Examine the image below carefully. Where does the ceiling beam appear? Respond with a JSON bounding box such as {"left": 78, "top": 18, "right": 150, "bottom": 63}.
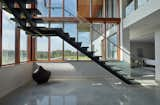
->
{"left": 85, "top": 18, "right": 121, "bottom": 23}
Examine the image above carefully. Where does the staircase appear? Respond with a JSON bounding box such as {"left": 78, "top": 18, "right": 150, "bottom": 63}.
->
{"left": 2, "top": 0, "right": 138, "bottom": 84}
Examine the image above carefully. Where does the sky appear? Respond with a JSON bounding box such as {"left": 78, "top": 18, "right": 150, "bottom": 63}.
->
{"left": 2, "top": 0, "right": 90, "bottom": 52}
{"left": 37, "top": 0, "right": 90, "bottom": 51}
{"left": 2, "top": 10, "right": 15, "bottom": 50}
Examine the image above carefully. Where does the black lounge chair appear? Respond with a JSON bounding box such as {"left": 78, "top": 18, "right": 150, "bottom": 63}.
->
{"left": 32, "top": 66, "right": 51, "bottom": 84}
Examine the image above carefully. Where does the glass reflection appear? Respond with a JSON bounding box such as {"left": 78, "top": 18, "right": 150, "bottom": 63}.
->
{"left": 107, "top": 34, "right": 117, "bottom": 60}
{"left": 25, "top": 96, "right": 77, "bottom": 105}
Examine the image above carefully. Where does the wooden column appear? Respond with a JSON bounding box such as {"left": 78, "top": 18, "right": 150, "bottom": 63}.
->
{"left": 76, "top": 24, "right": 78, "bottom": 61}
{"left": 62, "top": 0, "right": 65, "bottom": 61}
{"left": 117, "top": 0, "right": 121, "bottom": 60}
{"left": 103, "top": 0, "right": 106, "bottom": 60}
{"left": 27, "top": 35, "right": 32, "bottom": 61}
{"left": 30, "top": 2, "right": 37, "bottom": 61}
{"left": 103, "top": 23, "right": 106, "bottom": 60}
{"left": 48, "top": 0, "right": 51, "bottom": 61}
{"left": 48, "top": 37, "right": 51, "bottom": 61}
{"left": 90, "top": 24, "right": 93, "bottom": 51}
{"left": 31, "top": 37, "right": 36, "bottom": 61}
{"left": 0, "top": 2, "right": 2, "bottom": 66}
{"left": 117, "top": 24, "right": 121, "bottom": 61}
{"left": 15, "top": 25, "right": 20, "bottom": 64}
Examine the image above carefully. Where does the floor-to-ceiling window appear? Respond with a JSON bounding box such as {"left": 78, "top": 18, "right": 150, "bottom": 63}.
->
{"left": 78, "top": 23, "right": 90, "bottom": 60}
{"left": 50, "top": 23, "right": 63, "bottom": 61}
{"left": 64, "top": 23, "right": 77, "bottom": 60}
{"left": 51, "top": 0, "right": 63, "bottom": 17}
{"left": 37, "top": 0, "right": 49, "bottom": 17}
{"left": 2, "top": 10, "right": 15, "bottom": 65}
{"left": 36, "top": 37, "right": 48, "bottom": 60}
{"left": 92, "top": 23, "right": 105, "bottom": 58}
{"left": 64, "top": 0, "right": 77, "bottom": 17}
{"left": 91, "top": 0, "right": 104, "bottom": 17}
{"left": 107, "top": 34, "right": 117, "bottom": 59}
{"left": 106, "top": 0, "right": 118, "bottom": 18}
{"left": 20, "top": 30, "right": 28, "bottom": 62}
{"left": 78, "top": 0, "right": 90, "bottom": 17}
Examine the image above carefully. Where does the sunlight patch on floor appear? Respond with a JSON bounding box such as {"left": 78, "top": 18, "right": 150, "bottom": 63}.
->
{"left": 135, "top": 80, "right": 159, "bottom": 86}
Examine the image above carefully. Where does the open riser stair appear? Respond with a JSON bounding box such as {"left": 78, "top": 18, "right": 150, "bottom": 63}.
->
{"left": 2, "top": 0, "right": 139, "bottom": 85}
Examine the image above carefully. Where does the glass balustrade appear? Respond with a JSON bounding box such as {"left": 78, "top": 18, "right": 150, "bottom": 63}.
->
{"left": 126, "top": 0, "right": 135, "bottom": 17}
{"left": 125, "top": 0, "right": 149, "bottom": 17}
{"left": 137, "top": 0, "right": 149, "bottom": 8}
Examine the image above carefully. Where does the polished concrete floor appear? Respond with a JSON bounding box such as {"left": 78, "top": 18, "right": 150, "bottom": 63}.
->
{"left": 0, "top": 78, "right": 160, "bottom": 105}
{"left": 106, "top": 61, "right": 155, "bottom": 80}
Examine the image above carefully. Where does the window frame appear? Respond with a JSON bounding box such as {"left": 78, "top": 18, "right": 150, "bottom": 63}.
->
{"left": 1, "top": 10, "right": 16, "bottom": 66}
{"left": 36, "top": 36, "right": 49, "bottom": 61}
{"left": 20, "top": 29, "right": 28, "bottom": 63}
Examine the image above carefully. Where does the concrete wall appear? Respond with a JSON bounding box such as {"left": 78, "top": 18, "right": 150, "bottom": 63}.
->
{"left": 155, "top": 32, "right": 160, "bottom": 80}
{"left": 92, "top": 36, "right": 103, "bottom": 56}
{"left": 36, "top": 61, "right": 114, "bottom": 80}
{"left": 123, "top": 0, "right": 160, "bottom": 28}
{"left": 0, "top": 63, "right": 33, "bottom": 98}
{"left": 130, "top": 41, "right": 155, "bottom": 59}
{"left": 121, "top": 29, "right": 131, "bottom": 63}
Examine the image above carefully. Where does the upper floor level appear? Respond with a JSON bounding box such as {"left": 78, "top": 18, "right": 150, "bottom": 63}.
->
{"left": 123, "top": 0, "right": 160, "bottom": 28}
{"left": 36, "top": 0, "right": 120, "bottom": 18}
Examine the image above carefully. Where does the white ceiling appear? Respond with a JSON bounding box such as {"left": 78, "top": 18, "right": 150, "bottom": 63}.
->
{"left": 128, "top": 10, "right": 160, "bottom": 43}
{"left": 130, "top": 33, "right": 154, "bottom": 43}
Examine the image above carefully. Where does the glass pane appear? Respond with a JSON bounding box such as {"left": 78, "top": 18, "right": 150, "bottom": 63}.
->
{"left": 37, "top": 23, "right": 49, "bottom": 28}
{"left": 37, "top": 0, "right": 49, "bottom": 17}
{"left": 106, "top": 0, "right": 118, "bottom": 18}
{"left": 64, "top": 42, "right": 77, "bottom": 60}
{"left": 78, "top": 0, "right": 90, "bottom": 17}
{"left": 92, "top": 23, "right": 104, "bottom": 56}
{"left": 92, "top": 0, "right": 104, "bottom": 17}
{"left": 50, "top": 37, "right": 63, "bottom": 60}
{"left": 50, "top": 23, "right": 63, "bottom": 61}
{"left": 126, "top": 0, "right": 135, "bottom": 17}
{"left": 78, "top": 23, "right": 90, "bottom": 60}
{"left": 64, "top": 0, "right": 77, "bottom": 17}
{"left": 107, "top": 34, "right": 117, "bottom": 59}
{"left": 51, "top": 0, "right": 63, "bottom": 17}
{"left": 64, "top": 23, "right": 77, "bottom": 37}
{"left": 2, "top": 10, "right": 15, "bottom": 65}
{"left": 64, "top": 23, "right": 77, "bottom": 60}
{"left": 137, "top": 0, "right": 149, "bottom": 8}
{"left": 20, "top": 30, "right": 28, "bottom": 62}
{"left": 36, "top": 37, "right": 48, "bottom": 60}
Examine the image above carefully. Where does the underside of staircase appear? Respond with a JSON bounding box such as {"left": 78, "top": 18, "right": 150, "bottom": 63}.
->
{"left": 2, "top": 0, "right": 138, "bottom": 85}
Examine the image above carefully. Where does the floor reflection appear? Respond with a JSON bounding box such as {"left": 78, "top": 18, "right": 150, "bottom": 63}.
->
{"left": 0, "top": 79, "right": 160, "bottom": 105}
{"left": 25, "top": 96, "right": 77, "bottom": 105}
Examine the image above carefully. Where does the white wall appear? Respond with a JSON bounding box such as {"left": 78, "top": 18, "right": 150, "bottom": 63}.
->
{"left": 123, "top": 0, "right": 160, "bottom": 28}
{"left": 92, "top": 36, "right": 103, "bottom": 56}
{"left": 130, "top": 41, "right": 155, "bottom": 59}
{"left": 121, "top": 29, "right": 131, "bottom": 63}
{"left": 36, "top": 62, "right": 115, "bottom": 80}
{"left": 155, "top": 32, "right": 160, "bottom": 80}
{"left": 0, "top": 63, "right": 33, "bottom": 98}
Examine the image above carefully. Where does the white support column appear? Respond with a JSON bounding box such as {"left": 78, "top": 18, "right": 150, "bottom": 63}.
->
{"left": 120, "top": 0, "right": 131, "bottom": 63}
{"left": 122, "top": 29, "right": 130, "bottom": 63}
{"left": 155, "top": 31, "right": 160, "bottom": 81}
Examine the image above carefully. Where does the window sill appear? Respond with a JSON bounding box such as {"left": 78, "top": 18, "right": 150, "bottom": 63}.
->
{"left": 1, "top": 61, "right": 30, "bottom": 68}
{"left": 31, "top": 60, "right": 92, "bottom": 63}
